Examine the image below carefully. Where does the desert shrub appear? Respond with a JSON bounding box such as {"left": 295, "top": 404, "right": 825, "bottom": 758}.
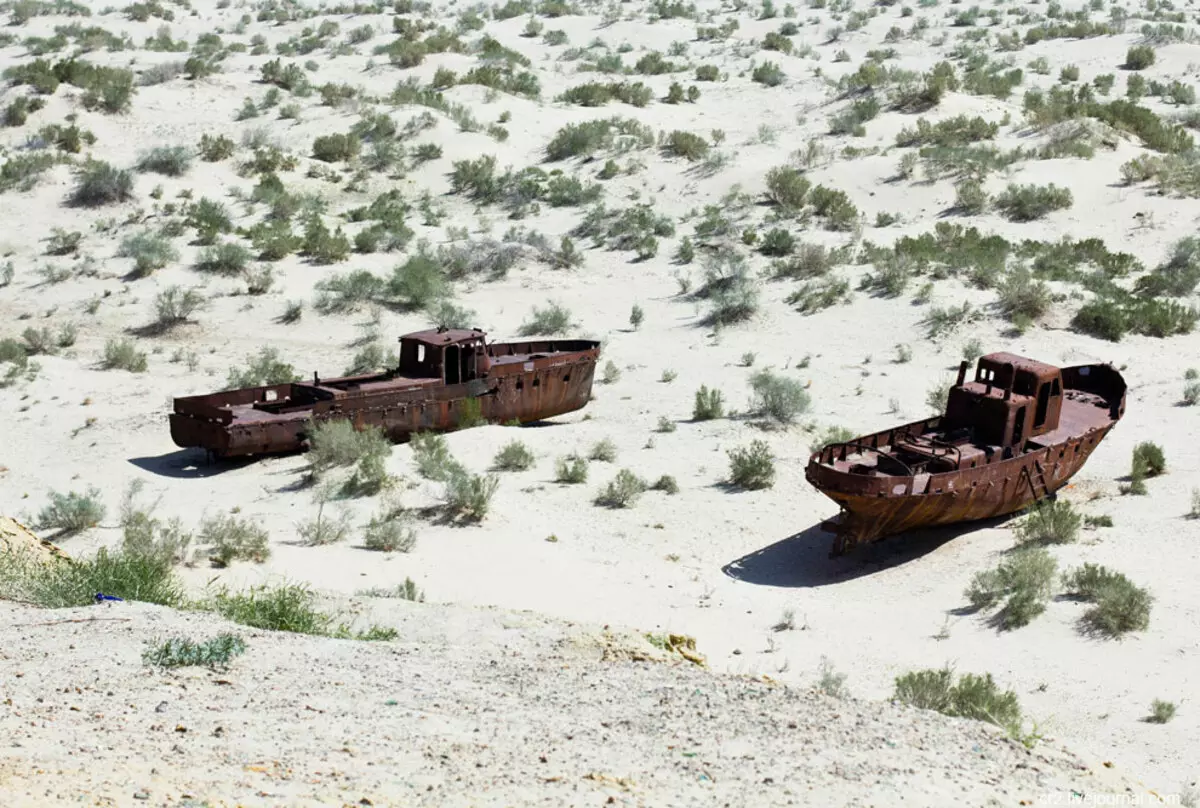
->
{"left": 964, "top": 547, "right": 1056, "bottom": 630}
{"left": 119, "top": 229, "right": 178, "bottom": 276}
{"left": 184, "top": 197, "right": 231, "bottom": 244}
{"left": 101, "top": 338, "right": 147, "bottom": 372}
{"left": 200, "top": 513, "right": 270, "bottom": 567}
{"left": 993, "top": 183, "right": 1073, "bottom": 221}
{"left": 1014, "top": 499, "right": 1081, "bottom": 546}
{"left": 36, "top": 486, "right": 106, "bottom": 535}
{"left": 651, "top": 474, "right": 679, "bottom": 494}
{"left": 0, "top": 546, "right": 182, "bottom": 608}
{"left": 1131, "top": 441, "right": 1166, "bottom": 479}
{"left": 143, "top": 634, "right": 246, "bottom": 668}
{"left": 1061, "top": 563, "right": 1152, "bottom": 637}
{"left": 411, "top": 432, "right": 463, "bottom": 481}
{"left": 298, "top": 503, "right": 353, "bottom": 546}
{"left": 312, "top": 132, "right": 360, "bottom": 162}
{"left": 386, "top": 253, "right": 449, "bottom": 310}
{"left": 196, "top": 242, "right": 252, "bottom": 275}
{"left": 693, "top": 385, "right": 724, "bottom": 420}
{"left": 695, "top": 250, "right": 760, "bottom": 325}
{"left": 996, "top": 267, "right": 1051, "bottom": 322}
{"left": 749, "top": 368, "right": 810, "bottom": 425}
{"left": 588, "top": 438, "right": 618, "bottom": 462}
{"left": 893, "top": 667, "right": 1022, "bottom": 733}
{"left": 362, "top": 501, "right": 417, "bottom": 553}
{"left": 198, "top": 133, "right": 235, "bottom": 161}
{"left": 764, "top": 165, "right": 810, "bottom": 211}
{"left": 307, "top": 419, "right": 390, "bottom": 480}
{"left": 442, "top": 469, "right": 500, "bottom": 522}
{"left": 226, "top": 347, "right": 297, "bottom": 388}
{"left": 493, "top": 440, "right": 535, "bottom": 471}
{"left": 727, "top": 439, "right": 775, "bottom": 490}
{"left": 555, "top": 453, "right": 588, "bottom": 483}
{"left": 1147, "top": 700, "right": 1176, "bottom": 724}
{"left": 136, "top": 145, "right": 191, "bottom": 176}
{"left": 544, "top": 116, "right": 655, "bottom": 161}
{"left": 69, "top": 160, "right": 134, "bottom": 207}
{"left": 695, "top": 64, "right": 719, "bottom": 81}
{"left": 662, "top": 130, "right": 709, "bottom": 161}
{"left": 953, "top": 179, "right": 989, "bottom": 215}
{"left": 1124, "top": 45, "right": 1155, "bottom": 70}
{"left": 594, "top": 468, "right": 648, "bottom": 508}
{"left": 518, "top": 300, "right": 573, "bottom": 336}
{"left": 752, "top": 61, "right": 785, "bottom": 86}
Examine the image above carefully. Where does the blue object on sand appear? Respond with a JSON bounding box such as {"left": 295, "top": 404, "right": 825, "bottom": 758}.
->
{"left": 94, "top": 593, "right": 124, "bottom": 603}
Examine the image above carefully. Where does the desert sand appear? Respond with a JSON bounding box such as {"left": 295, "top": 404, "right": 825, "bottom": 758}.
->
{"left": 1, "top": 0, "right": 1199, "bottom": 804}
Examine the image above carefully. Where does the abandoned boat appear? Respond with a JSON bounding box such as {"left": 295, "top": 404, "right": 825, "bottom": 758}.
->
{"left": 170, "top": 328, "right": 601, "bottom": 459}
{"left": 806, "top": 353, "right": 1126, "bottom": 556}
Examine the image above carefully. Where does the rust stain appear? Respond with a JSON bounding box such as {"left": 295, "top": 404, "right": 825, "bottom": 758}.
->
{"left": 806, "top": 354, "right": 1126, "bottom": 557}
{"left": 170, "top": 328, "right": 601, "bottom": 459}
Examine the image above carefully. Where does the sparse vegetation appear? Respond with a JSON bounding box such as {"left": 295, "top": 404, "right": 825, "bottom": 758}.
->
{"left": 143, "top": 634, "right": 246, "bottom": 669}
{"left": 727, "top": 440, "right": 775, "bottom": 490}
{"left": 200, "top": 512, "right": 270, "bottom": 567}
{"left": 36, "top": 486, "right": 106, "bottom": 536}
{"left": 894, "top": 667, "right": 1023, "bottom": 737}
{"left": 748, "top": 368, "right": 810, "bottom": 425}
{"left": 964, "top": 547, "right": 1056, "bottom": 630}
{"left": 1061, "top": 563, "right": 1152, "bottom": 638}
{"left": 493, "top": 440, "right": 535, "bottom": 471}
{"left": 1014, "top": 499, "right": 1081, "bottom": 546}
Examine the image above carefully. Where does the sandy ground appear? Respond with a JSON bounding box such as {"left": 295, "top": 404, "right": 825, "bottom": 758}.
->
{"left": 1, "top": 0, "right": 1199, "bottom": 802}
{"left": 0, "top": 599, "right": 1159, "bottom": 807}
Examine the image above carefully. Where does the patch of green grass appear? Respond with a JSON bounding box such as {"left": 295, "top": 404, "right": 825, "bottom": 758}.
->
{"left": 210, "top": 582, "right": 394, "bottom": 639}
{"left": 143, "top": 634, "right": 246, "bottom": 668}
{"left": 0, "top": 546, "right": 183, "bottom": 608}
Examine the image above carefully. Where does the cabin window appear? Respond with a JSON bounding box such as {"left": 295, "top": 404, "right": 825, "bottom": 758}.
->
{"left": 563, "top": 374, "right": 570, "bottom": 383}
{"left": 1034, "top": 382, "right": 1051, "bottom": 428}
{"left": 445, "top": 345, "right": 461, "bottom": 385}
{"left": 1012, "top": 406, "right": 1026, "bottom": 445}
{"left": 264, "top": 390, "right": 277, "bottom": 402}
{"left": 417, "top": 344, "right": 425, "bottom": 363}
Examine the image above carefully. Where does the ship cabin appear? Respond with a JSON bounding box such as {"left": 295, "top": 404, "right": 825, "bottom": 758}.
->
{"left": 396, "top": 328, "right": 490, "bottom": 385}
{"left": 943, "top": 352, "right": 1064, "bottom": 454}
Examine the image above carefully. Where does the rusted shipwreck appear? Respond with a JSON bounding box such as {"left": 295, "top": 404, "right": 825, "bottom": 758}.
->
{"left": 170, "top": 328, "right": 601, "bottom": 459}
{"left": 807, "top": 353, "right": 1126, "bottom": 556}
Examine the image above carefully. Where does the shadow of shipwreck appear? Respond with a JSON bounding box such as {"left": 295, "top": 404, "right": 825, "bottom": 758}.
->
{"left": 127, "top": 449, "right": 257, "bottom": 479}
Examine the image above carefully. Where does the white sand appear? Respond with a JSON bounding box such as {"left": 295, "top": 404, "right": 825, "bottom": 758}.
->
{"left": 1, "top": 0, "right": 1198, "bottom": 802}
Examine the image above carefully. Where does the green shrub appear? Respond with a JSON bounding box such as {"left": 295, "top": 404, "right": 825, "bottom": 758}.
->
{"left": 1014, "top": 499, "right": 1081, "bottom": 546}
{"left": 893, "top": 667, "right": 1022, "bottom": 733}
{"left": 588, "top": 438, "right": 618, "bottom": 462}
{"left": 964, "top": 547, "right": 1056, "bottom": 630}
{"left": 953, "top": 179, "right": 989, "bottom": 215}
{"left": 312, "top": 132, "right": 360, "bottom": 162}
{"left": 200, "top": 512, "right": 270, "bottom": 567}
{"left": 594, "top": 468, "right": 648, "bottom": 508}
{"left": 1061, "top": 563, "right": 1152, "bottom": 637}
{"left": 136, "top": 145, "right": 191, "bottom": 176}
{"left": 196, "top": 241, "right": 252, "bottom": 275}
{"left": 411, "top": 432, "right": 463, "bottom": 481}
{"left": 226, "top": 347, "right": 297, "bottom": 388}
{"left": 185, "top": 197, "right": 232, "bottom": 244}
{"left": 993, "top": 183, "right": 1073, "bottom": 221}
{"left": 119, "top": 229, "right": 178, "bottom": 276}
{"left": 443, "top": 469, "right": 499, "bottom": 522}
{"left": 662, "top": 130, "right": 709, "bottom": 160}
{"left": 69, "top": 160, "right": 134, "bottom": 207}
{"left": 298, "top": 502, "right": 353, "bottom": 546}
{"left": 362, "top": 502, "right": 417, "bottom": 552}
{"left": 752, "top": 61, "right": 785, "bottom": 86}
{"left": 198, "top": 133, "right": 235, "bottom": 161}
{"left": 695, "top": 64, "right": 719, "bottom": 81}
{"left": 749, "top": 368, "right": 810, "bottom": 424}
{"left": 143, "top": 634, "right": 246, "bottom": 668}
{"left": 1123, "top": 45, "right": 1155, "bottom": 71}
{"left": 693, "top": 385, "right": 724, "bottom": 420}
{"left": 36, "top": 486, "right": 106, "bottom": 536}
{"left": 1146, "top": 699, "right": 1176, "bottom": 724}
{"left": 727, "top": 439, "right": 775, "bottom": 489}
{"left": 555, "top": 453, "right": 588, "bottom": 483}
{"left": 101, "top": 338, "right": 147, "bottom": 372}
{"left": 518, "top": 300, "right": 573, "bottom": 336}
{"left": 493, "top": 440, "right": 535, "bottom": 471}
{"left": 1131, "top": 441, "right": 1166, "bottom": 479}
{"left": 210, "top": 584, "right": 333, "bottom": 635}
{"left": 306, "top": 419, "right": 390, "bottom": 477}
{"left": 764, "top": 165, "right": 810, "bottom": 211}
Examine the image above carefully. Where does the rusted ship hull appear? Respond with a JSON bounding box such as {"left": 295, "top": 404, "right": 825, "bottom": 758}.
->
{"left": 806, "top": 360, "right": 1126, "bottom": 556}
{"left": 170, "top": 335, "right": 600, "bottom": 459}
{"left": 809, "top": 421, "right": 1116, "bottom": 554}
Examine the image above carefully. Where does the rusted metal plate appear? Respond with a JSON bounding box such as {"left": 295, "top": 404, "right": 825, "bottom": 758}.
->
{"left": 169, "top": 330, "right": 601, "bottom": 459}
{"left": 806, "top": 354, "right": 1126, "bottom": 557}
